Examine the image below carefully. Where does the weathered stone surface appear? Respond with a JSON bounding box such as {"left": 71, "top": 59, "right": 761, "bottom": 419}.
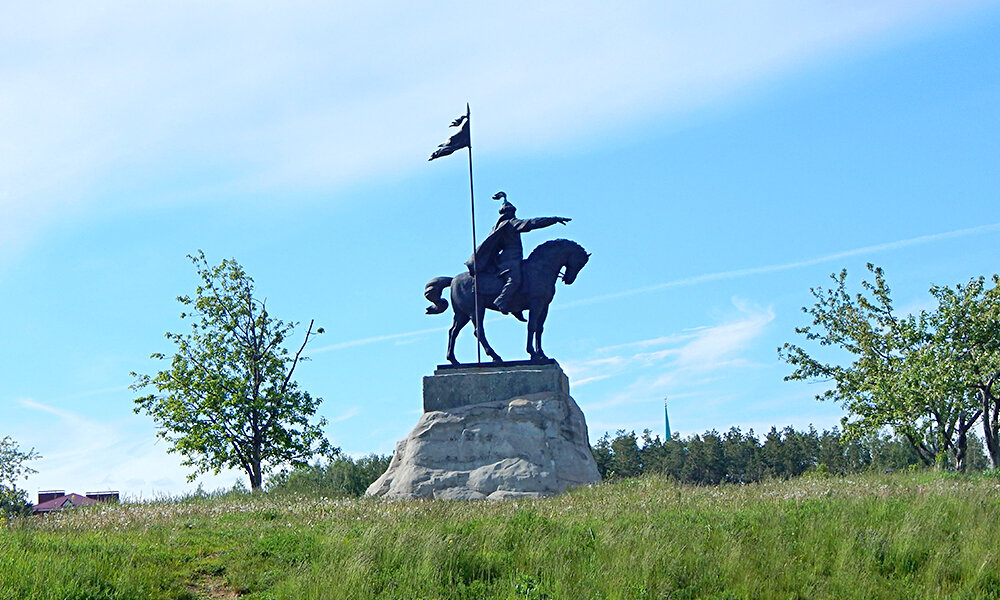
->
{"left": 423, "top": 362, "right": 569, "bottom": 412}
{"left": 366, "top": 389, "right": 601, "bottom": 500}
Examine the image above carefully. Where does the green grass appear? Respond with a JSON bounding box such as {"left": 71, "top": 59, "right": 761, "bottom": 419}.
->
{"left": 3, "top": 472, "right": 1000, "bottom": 599}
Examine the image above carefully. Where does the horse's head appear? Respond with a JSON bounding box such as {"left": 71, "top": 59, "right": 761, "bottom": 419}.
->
{"left": 527, "top": 239, "right": 591, "bottom": 285}
{"left": 561, "top": 245, "right": 590, "bottom": 285}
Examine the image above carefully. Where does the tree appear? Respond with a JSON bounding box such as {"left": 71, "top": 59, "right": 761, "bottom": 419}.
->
{"left": 816, "top": 427, "right": 848, "bottom": 474}
{"left": 721, "top": 427, "right": 761, "bottom": 483}
{"left": 591, "top": 433, "right": 613, "bottom": 478}
{"left": 1, "top": 436, "right": 40, "bottom": 518}
{"left": 610, "top": 430, "right": 642, "bottom": 478}
{"left": 760, "top": 427, "right": 787, "bottom": 477}
{"left": 779, "top": 264, "right": 980, "bottom": 470}
{"left": 683, "top": 431, "right": 725, "bottom": 484}
{"left": 637, "top": 429, "right": 667, "bottom": 474}
{"left": 927, "top": 276, "right": 1000, "bottom": 468}
{"left": 642, "top": 431, "right": 687, "bottom": 479}
{"left": 266, "top": 454, "right": 392, "bottom": 497}
{"left": 131, "top": 251, "right": 333, "bottom": 490}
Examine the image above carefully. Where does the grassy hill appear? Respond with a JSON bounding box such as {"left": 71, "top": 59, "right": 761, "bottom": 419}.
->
{"left": 2, "top": 472, "right": 1000, "bottom": 599}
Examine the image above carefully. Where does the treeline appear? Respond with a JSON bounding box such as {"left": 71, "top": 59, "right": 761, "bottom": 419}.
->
{"left": 262, "top": 425, "right": 996, "bottom": 497}
{"left": 266, "top": 454, "right": 392, "bottom": 497}
{"left": 592, "top": 426, "right": 990, "bottom": 484}
{"left": 265, "top": 424, "right": 994, "bottom": 497}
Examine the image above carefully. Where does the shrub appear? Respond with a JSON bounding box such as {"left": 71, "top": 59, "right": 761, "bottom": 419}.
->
{"left": 266, "top": 454, "right": 392, "bottom": 497}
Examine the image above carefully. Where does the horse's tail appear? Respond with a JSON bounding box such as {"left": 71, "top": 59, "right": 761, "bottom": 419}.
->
{"left": 424, "top": 276, "right": 453, "bottom": 314}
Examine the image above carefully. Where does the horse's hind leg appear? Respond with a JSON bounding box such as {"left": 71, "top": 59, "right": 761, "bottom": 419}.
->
{"left": 447, "top": 311, "right": 470, "bottom": 365}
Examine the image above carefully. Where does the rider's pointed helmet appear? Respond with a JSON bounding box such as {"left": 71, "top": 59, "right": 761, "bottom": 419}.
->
{"left": 493, "top": 191, "right": 516, "bottom": 217}
{"left": 499, "top": 199, "right": 516, "bottom": 217}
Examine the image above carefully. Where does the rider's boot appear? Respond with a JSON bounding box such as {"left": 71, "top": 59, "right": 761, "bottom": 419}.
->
{"left": 495, "top": 275, "right": 514, "bottom": 315}
{"left": 495, "top": 294, "right": 510, "bottom": 315}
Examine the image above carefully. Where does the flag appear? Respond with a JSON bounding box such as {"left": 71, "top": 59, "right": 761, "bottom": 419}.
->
{"left": 429, "top": 106, "right": 470, "bottom": 161}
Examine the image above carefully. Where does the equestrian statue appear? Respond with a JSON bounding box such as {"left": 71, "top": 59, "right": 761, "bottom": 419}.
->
{"left": 425, "top": 191, "right": 589, "bottom": 365}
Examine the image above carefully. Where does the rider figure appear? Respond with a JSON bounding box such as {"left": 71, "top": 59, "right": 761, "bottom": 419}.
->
{"left": 466, "top": 191, "right": 570, "bottom": 314}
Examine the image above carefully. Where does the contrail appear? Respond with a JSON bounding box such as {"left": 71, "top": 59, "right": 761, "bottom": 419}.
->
{"left": 313, "top": 222, "right": 1000, "bottom": 352}
{"left": 307, "top": 325, "right": 450, "bottom": 355}
{"left": 559, "top": 221, "right": 1000, "bottom": 308}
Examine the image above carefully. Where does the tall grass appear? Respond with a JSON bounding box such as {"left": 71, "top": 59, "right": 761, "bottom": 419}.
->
{"left": 2, "top": 472, "right": 1000, "bottom": 599}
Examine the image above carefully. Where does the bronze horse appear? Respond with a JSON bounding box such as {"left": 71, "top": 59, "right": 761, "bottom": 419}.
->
{"left": 425, "top": 239, "right": 589, "bottom": 364}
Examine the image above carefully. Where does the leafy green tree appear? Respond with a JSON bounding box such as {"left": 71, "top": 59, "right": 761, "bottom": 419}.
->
{"left": 1, "top": 436, "right": 40, "bottom": 518}
{"left": 780, "top": 264, "right": 979, "bottom": 469}
{"left": 927, "top": 276, "right": 1000, "bottom": 468}
{"left": 908, "top": 314, "right": 982, "bottom": 470}
{"left": 131, "top": 251, "right": 333, "bottom": 490}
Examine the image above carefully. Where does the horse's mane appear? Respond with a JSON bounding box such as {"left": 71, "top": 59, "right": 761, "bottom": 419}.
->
{"left": 526, "top": 238, "right": 584, "bottom": 262}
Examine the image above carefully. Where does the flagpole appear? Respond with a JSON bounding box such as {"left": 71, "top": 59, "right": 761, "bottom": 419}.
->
{"left": 466, "top": 104, "right": 482, "bottom": 363}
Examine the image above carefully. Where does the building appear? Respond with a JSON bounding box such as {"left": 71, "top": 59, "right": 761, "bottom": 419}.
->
{"left": 32, "top": 490, "right": 119, "bottom": 514}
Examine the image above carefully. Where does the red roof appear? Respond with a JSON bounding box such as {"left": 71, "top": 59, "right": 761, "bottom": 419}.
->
{"left": 32, "top": 493, "right": 98, "bottom": 513}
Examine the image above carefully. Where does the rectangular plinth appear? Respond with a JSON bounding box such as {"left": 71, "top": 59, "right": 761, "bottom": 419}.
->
{"left": 423, "top": 362, "right": 569, "bottom": 412}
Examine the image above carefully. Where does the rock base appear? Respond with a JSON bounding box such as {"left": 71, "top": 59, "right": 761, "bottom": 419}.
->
{"left": 366, "top": 365, "right": 601, "bottom": 500}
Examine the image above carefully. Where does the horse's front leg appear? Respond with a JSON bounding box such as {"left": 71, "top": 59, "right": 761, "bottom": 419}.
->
{"left": 532, "top": 303, "right": 550, "bottom": 361}
{"left": 447, "top": 311, "right": 470, "bottom": 365}
{"left": 474, "top": 306, "right": 503, "bottom": 363}
{"left": 525, "top": 301, "right": 548, "bottom": 361}
{"left": 526, "top": 306, "right": 537, "bottom": 359}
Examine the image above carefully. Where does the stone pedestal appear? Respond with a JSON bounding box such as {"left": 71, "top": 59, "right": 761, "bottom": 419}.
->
{"left": 423, "top": 361, "right": 569, "bottom": 412}
{"left": 366, "top": 361, "right": 601, "bottom": 500}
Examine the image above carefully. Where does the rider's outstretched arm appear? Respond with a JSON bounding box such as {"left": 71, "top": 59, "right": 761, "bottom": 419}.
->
{"left": 513, "top": 216, "right": 571, "bottom": 232}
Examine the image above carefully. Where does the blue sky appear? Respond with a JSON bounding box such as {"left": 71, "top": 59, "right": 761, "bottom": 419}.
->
{"left": 2, "top": 1, "right": 998, "bottom": 498}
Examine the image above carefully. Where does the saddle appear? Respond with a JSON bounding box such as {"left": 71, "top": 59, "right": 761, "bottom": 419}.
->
{"left": 467, "top": 265, "right": 527, "bottom": 321}
{"left": 467, "top": 266, "right": 506, "bottom": 296}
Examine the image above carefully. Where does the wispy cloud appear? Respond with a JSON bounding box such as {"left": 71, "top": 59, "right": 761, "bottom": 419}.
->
{"left": 675, "top": 299, "right": 774, "bottom": 370}
{"left": 328, "top": 407, "right": 360, "bottom": 424}
{"left": 573, "top": 374, "right": 615, "bottom": 387}
{"left": 1, "top": 1, "right": 987, "bottom": 264}
{"left": 595, "top": 331, "right": 704, "bottom": 354}
{"left": 18, "top": 398, "right": 92, "bottom": 425}
{"left": 572, "top": 298, "right": 774, "bottom": 410}
{"left": 16, "top": 397, "right": 241, "bottom": 497}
